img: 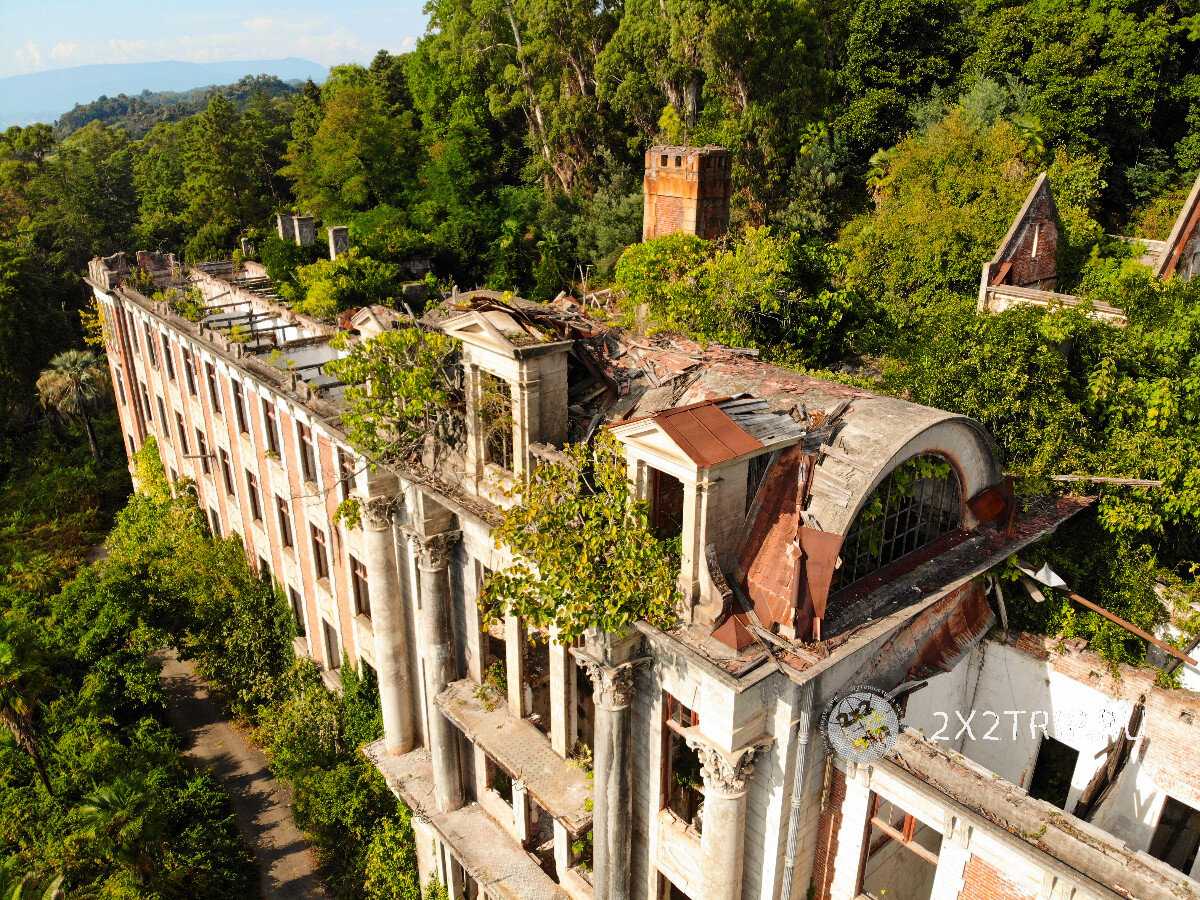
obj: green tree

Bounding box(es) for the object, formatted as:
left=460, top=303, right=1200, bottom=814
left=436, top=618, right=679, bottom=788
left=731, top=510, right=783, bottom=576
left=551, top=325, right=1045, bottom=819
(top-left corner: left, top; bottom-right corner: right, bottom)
left=183, top=95, right=255, bottom=242
left=478, top=431, right=677, bottom=642
left=0, top=615, right=53, bottom=795
left=74, top=779, right=168, bottom=882
left=36, top=350, right=109, bottom=463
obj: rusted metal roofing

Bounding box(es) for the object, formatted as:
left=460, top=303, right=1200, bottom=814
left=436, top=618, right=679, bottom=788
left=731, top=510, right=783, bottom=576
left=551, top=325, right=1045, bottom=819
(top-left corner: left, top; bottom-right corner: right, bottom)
left=651, top=398, right=764, bottom=467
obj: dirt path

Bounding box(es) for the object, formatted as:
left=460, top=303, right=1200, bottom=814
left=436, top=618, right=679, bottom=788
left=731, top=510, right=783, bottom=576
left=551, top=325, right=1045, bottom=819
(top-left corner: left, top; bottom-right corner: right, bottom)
left=156, top=649, right=330, bottom=900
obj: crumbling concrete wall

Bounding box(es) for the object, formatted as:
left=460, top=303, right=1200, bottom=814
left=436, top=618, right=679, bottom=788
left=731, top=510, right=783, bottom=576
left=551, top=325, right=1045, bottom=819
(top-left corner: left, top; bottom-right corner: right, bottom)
left=642, top=146, right=732, bottom=242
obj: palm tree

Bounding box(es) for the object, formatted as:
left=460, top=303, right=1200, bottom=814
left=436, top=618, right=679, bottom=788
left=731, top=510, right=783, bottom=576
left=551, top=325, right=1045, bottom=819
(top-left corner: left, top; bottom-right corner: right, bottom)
left=36, top=350, right=109, bottom=463
left=74, top=779, right=166, bottom=882
left=0, top=871, right=65, bottom=900
left=0, top=615, right=53, bottom=796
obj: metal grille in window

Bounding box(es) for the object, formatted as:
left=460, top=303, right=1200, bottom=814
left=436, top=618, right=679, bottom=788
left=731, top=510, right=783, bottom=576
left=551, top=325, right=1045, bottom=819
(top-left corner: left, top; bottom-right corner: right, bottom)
left=830, top=455, right=961, bottom=595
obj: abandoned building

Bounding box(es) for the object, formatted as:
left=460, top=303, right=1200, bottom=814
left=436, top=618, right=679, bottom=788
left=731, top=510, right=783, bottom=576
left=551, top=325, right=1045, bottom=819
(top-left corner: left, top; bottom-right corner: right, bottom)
left=85, top=151, right=1200, bottom=900
left=979, top=169, right=1200, bottom=322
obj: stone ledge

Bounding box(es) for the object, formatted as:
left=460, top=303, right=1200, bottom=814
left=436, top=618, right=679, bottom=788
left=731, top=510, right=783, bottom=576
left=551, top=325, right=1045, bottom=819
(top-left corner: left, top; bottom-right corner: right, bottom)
left=364, top=740, right=570, bottom=900
left=435, top=678, right=593, bottom=836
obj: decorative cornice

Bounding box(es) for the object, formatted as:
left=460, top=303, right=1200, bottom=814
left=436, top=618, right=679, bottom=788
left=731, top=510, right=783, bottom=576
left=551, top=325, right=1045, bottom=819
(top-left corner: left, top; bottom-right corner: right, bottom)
left=684, top=735, right=774, bottom=798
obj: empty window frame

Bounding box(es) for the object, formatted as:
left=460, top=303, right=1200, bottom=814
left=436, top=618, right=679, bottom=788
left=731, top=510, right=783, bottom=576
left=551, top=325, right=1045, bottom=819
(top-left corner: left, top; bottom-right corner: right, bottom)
left=205, top=363, right=222, bottom=415
left=140, top=384, right=152, bottom=422
left=219, top=448, right=234, bottom=496
left=297, top=422, right=318, bottom=483
left=276, top=496, right=294, bottom=548
left=322, top=618, right=340, bottom=669
left=337, top=447, right=354, bottom=502
left=262, top=399, right=280, bottom=455
left=143, top=323, right=157, bottom=367
left=208, top=506, right=221, bottom=536
left=1149, top=797, right=1200, bottom=874
left=830, top=454, right=962, bottom=596
left=176, top=413, right=189, bottom=455
left=195, top=429, right=211, bottom=475
left=156, top=396, right=170, bottom=440
left=661, top=693, right=703, bottom=828
left=650, top=467, right=685, bottom=541
left=114, top=368, right=126, bottom=406
left=287, top=585, right=306, bottom=636
left=746, top=452, right=771, bottom=514
left=311, top=524, right=329, bottom=580
left=478, top=371, right=514, bottom=471
left=232, top=380, right=249, bottom=434
left=245, top=470, right=262, bottom=521
left=1027, top=736, right=1079, bottom=809
left=350, top=555, right=370, bottom=617
left=858, top=794, right=942, bottom=900
left=161, top=334, right=175, bottom=381
left=258, top=555, right=271, bottom=582
left=182, top=349, right=198, bottom=396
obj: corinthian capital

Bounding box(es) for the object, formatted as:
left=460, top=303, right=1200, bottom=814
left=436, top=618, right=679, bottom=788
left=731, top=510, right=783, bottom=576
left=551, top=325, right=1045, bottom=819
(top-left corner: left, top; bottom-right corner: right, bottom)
left=575, top=651, right=649, bottom=710
left=362, top=497, right=397, bottom=532
left=684, top=737, right=772, bottom=798
left=411, top=530, right=461, bottom=571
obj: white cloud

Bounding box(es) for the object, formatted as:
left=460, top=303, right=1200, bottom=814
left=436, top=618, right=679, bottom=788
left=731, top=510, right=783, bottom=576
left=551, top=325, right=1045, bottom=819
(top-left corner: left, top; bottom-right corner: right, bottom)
left=400, top=35, right=416, bottom=51
left=14, top=42, right=43, bottom=71
left=50, top=42, right=76, bottom=62
left=242, top=17, right=277, bottom=33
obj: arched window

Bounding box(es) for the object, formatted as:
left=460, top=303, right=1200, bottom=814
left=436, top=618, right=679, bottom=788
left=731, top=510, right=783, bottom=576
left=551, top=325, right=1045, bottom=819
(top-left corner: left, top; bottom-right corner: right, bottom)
left=830, top=454, right=962, bottom=596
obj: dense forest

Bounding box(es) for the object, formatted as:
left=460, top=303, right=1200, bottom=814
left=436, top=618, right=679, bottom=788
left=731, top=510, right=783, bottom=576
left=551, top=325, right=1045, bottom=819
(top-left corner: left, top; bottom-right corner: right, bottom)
left=2, top=0, right=1200, bottom=892
left=53, top=75, right=304, bottom=140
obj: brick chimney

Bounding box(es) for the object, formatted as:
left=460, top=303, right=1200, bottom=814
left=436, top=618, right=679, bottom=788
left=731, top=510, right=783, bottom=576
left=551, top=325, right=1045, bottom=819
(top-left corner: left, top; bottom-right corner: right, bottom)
left=642, top=145, right=732, bottom=241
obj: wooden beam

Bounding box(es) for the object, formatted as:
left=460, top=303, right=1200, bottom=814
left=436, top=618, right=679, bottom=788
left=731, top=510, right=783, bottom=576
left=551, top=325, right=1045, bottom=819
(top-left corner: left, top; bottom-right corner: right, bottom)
left=1050, top=475, right=1162, bottom=487
left=1065, top=590, right=1196, bottom=666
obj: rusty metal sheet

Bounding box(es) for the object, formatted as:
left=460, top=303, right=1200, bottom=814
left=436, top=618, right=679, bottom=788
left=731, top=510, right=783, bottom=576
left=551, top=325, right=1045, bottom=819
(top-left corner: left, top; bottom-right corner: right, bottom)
left=908, top=581, right=994, bottom=680
left=712, top=612, right=756, bottom=651
left=968, top=477, right=1016, bottom=529
left=738, top=443, right=804, bottom=627
left=799, top=526, right=845, bottom=621
left=655, top=399, right=763, bottom=467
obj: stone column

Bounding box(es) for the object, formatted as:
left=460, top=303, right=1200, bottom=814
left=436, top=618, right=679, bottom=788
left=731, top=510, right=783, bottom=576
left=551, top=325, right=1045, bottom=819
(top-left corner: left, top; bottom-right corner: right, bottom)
left=686, top=738, right=771, bottom=900
left=414, top=530, right=464, bottom=812
left=363, top=498, right=413, bottom=754
left=576, top=637, right=646, bottom=900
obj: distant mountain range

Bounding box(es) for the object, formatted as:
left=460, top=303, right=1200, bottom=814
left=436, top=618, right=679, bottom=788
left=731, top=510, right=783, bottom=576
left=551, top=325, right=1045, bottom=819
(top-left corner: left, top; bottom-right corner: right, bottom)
left=0, top=58, right=327, bottom=127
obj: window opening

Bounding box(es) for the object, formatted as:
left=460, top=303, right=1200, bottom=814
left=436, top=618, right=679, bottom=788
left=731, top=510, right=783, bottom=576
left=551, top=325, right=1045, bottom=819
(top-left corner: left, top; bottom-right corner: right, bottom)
left=176, top=413, right=188, bottom=455
left=263, top=399, right=280, bottom=454
left=298, top=422, right=318, bottom=483
left=183, top=349, right=197, bottom=396
left=1027, top=735, right=1078, bottom=808
left=479, top=371, right=514, bottom=471
left=311, top=524, right=329, bottom=580
left=219, top=448, right=234, bottom=496
left=322, top=619, right=340, bottom=669
left=831, top=454, right=961, bottom=596
left=232, top=380, right=249, bottom=434
left=650, top=468, right=685, bottom=541
left=114, top=369, right=126, bottom=406
left=337, top=447, right=355, bottom=502
left=245, top=470, right=262, bottom=521
left=521, top=623, right=552, bottom=736
left=575, top=643, right=596, bottom=753
left=161, top=335, right=175, bottom=381
left=277, top=496, right=294, bottom=548
left=156, top=396, right=169, bottom=438
left=859, top=794, right=942, bottom=900
left=208, top=506, right=221, bottom=536
left=351, top=555, right=370, bottom=617
left=288, top=585, right=306, bottom=636
left=196, top=430, right=210, bottom=475
left=661, top=693, right=703, bottom=829
left=1149, top=797, right=1200, bottom=874
left=205, top=363, right=221, bottom=414
left=144, top=323, right=157, bottom=367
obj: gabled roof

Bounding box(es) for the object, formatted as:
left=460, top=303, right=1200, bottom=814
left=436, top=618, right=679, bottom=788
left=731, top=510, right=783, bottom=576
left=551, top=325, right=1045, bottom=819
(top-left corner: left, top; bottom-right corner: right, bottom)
left=615, top=398, right=764, bottom=467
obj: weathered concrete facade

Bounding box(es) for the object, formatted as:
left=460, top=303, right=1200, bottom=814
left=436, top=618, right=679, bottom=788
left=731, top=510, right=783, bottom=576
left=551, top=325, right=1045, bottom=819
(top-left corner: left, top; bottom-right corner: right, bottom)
left=642, top=145, right=732, bottom=241
left=87, top=153, right=1200, bottom=900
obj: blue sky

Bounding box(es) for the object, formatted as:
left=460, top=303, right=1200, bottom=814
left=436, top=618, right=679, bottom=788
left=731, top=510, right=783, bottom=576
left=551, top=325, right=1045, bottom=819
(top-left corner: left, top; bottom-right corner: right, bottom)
left=0, top=0, right=430, bottom=78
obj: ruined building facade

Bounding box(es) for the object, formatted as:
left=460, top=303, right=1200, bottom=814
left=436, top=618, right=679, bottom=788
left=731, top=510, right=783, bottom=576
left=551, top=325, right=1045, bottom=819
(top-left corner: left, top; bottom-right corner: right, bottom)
left=86, top=152, right=1200, bottom=900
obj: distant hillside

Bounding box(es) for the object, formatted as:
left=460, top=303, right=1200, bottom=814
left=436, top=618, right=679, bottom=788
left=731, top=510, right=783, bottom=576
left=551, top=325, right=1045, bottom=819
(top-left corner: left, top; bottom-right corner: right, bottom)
left=0, top=58, right=326, bottom=127
left=54, top=75, right=305, bottom=139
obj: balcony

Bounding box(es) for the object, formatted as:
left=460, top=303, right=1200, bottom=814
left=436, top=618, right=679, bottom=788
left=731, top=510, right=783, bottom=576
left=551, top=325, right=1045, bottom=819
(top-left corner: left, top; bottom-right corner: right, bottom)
left=364, top=741, right=570, bottom=900
left=435, top=679, right=593, bottom=837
